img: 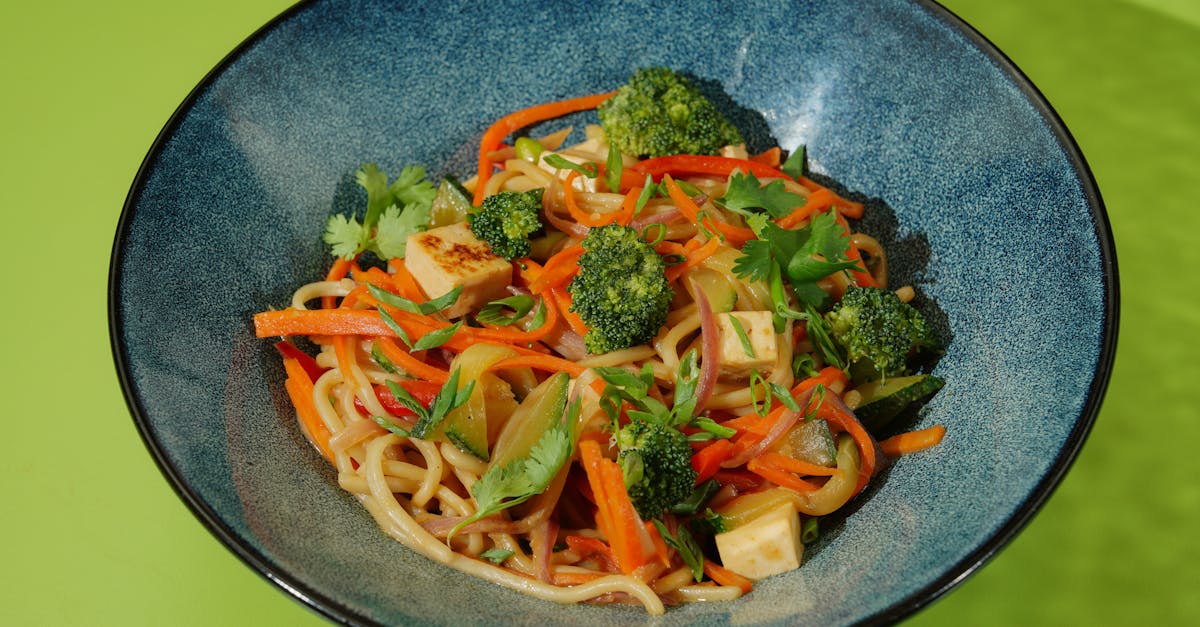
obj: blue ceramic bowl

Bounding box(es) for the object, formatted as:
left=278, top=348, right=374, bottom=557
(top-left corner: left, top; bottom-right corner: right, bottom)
left=110, top=0, right=1117, bottom=624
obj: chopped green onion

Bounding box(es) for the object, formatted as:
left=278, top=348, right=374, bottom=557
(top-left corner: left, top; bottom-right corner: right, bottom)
left=781, top=145, right=806, bottom=179
left=368, top=283, right=462, bottom=316
left=477, top=295, right=536, bottom=327
left=605, top=144, right=623, bottom=192
left=481, top=548, right=515, bottom=564
left=727, top=314, right=756, bottom=358
left=542, top=154, right=598, bottom=178
left=749, top=370, right=770, bottom=416
left=371, top=341, right=400, bottom=374
left=641, top=223, right=667, bottom=246
left=514, top=137, right=544, bottom=163
left=372, top=415, right=411, bottom=437
left=377, top=306, right=414, bottom=349
left=410, top=321, right=463, bottom=351
left=801, top=517, right=819, bottom=544
left=634, top=174, right=657, bottom=215
left=770, top=382, right=802, bottom=412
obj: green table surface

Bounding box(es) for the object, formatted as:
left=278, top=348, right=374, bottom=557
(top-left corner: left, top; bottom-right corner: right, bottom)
left=3, top=0, right=1196, bottom=624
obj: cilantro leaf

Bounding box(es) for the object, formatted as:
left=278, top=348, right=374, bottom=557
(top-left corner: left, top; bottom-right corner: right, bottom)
left=372, top=203, right=425, bottom=259
left=719, top=171, right=807, bottom=219
left=389, top=165, right=437, bottom=208
left=731, top=238, right=774, bottom=282
left=451, top=396, right=580, bottom=538
left=357, top=163, right=392, bottom=231
left=323, top=214, right=366, bottom=260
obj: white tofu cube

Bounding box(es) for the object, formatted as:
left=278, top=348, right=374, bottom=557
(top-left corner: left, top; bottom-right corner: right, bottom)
left=714, top=502, right=803, bottom=581
left=716, top=311, right=778, bottom=377
left=404, top=222, right=512, bottom=318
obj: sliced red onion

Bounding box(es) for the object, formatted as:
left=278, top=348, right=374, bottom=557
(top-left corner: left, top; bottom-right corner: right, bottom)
left=691, top=280, right=720, bottom=413
left=722, top=387, right=817, bottom=468
left=629, top=207, right=683, bottom=230
left=542, top=205, right=589, bottom=238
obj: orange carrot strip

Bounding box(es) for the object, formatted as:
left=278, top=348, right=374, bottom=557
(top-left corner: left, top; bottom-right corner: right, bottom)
left=332, top=335, right=362, bottom=392
left=845, top=243, right=878, bottom=288
left=564, top=535, right=619, bottom=573
left=374, top=337, right=451, bottom=384
left=880, top=425, right=946, bottom=457
left=579, top=439, right=615, bottom=540
left=614, top=186, right=640, bottom=226
left=746, top=457, right=822, bottom=492
left=255, top=308, right=395, bottom=338
left=749, top=146, right=782, bottom=167
left=814, top=396, right=877, bottom=497
left=322, top=257, right=354, bottom=309
left=529, top=244, right=584, bottom=294
left=691, top=438, right=735, bottom=484
left=791, top=366, right=848, bottom=397
left=562, top=170, right=612, bottom=227
left=474, top=91, right=617, bottom=204
left=776, top=188, right=834, bottom=229
left=662, top=174, right=755, bottom=246
left=665, top=236, right=722, bottom=283
left=389, top=259, right=426, bottom=302
left=796, top=176, right=864, bottom=219
left=756, top=451, right=838, bottom=476
left=282, top=358, right=333, bottom=461
left=550, top=287, right=588, bottom=337
left=702, top=560, right=753, bottom=594
left=487, top=355, right=586, bottom=378
left=599, top=459, right=650, bottom=575
left=645, top=520, right=671, bottom=567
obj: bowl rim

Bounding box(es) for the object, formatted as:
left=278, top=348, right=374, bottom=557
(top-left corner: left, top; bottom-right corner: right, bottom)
left=108, top=0, right=1119, bottom=624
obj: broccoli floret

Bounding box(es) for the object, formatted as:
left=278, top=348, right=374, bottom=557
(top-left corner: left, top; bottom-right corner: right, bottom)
left=616, top=418, right=698, bottom=519
left=598, top=67, right=744, bottom=158
left=568, top=224, right=673, bottom=354
left=825, top=285, right=939, bottom=383
left=467, top=189, right=544, bottom=260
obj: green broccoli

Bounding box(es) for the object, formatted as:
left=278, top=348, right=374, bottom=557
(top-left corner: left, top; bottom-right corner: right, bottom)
left=568, top=224, right=673, bottom=354
left=467, top=189, right=544, bottom=260
left=825, top=285, right=939, bottom=383
left=616, top=418, right=698, bottom=520
left=598, top=67, right=744, bottom=158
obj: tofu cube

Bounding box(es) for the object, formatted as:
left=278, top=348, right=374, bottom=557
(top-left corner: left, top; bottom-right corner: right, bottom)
left=716, top=311, right=778, bottom=377
left=404, top=222, right=512, bottom=318
left=714, top=503, right=804, bottom=580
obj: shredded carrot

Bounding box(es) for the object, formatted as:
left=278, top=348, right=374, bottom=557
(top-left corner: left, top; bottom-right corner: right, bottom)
left=645, top=520, right=671, bottom=567
left=282, top=357, right=333, bottom=461
left=564, top=535, right=619, bottom=573
left=746, top=457, right=822, bottom=492
left=755, top=451, right=838, bottom=477
left=796, top=176, right=864, bottom=219
left=389, top=259, right=427, bottom=302
left=562, top=170, right=612, bottom=227
left=691, top=438, right=735, bottom=484
left=814, top=395, right=877, bottom=497
left=702, top=559, right=753, bottom=594
left=880, top=425, right=946, bottom=457
left=845, top=243, right=878, bottom=288
left=614, top=185, right=640, bottom=226
left=599, top=459, right=651, bottom=574
left=549, top=287, right=588, bottom=337
left=665, top=235, right=722, bottom=282
left=474, top=91, right=616, bottom=204
left=776, top=188, right=834, bottom=229
left=662, top=175, right=755, bottom=246
left=322, top=257, right=354, bottom=309
left=487, top=355, right=586, bottom=378
left=579, top=440, right=615, bottom=539
left=749, top=146, right=782, bottom=167
left=529, top=244, right=584, bottom=294
left=374, top=337, right=451, bottom=384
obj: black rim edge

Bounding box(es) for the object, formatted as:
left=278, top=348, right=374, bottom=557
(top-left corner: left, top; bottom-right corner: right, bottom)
left=863, top=2, right=1121, bottom=625
left=107, top=2, right=1121, bottom=626
left=106, top=0, right=364, bottom=624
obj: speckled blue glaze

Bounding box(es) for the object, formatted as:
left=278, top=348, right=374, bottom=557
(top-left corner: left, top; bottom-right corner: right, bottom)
left=110, top=0, right=1116, bottom=624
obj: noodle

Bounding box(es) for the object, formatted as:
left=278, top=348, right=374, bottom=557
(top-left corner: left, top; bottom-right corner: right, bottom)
left=253, top=74, right=946, bottom=615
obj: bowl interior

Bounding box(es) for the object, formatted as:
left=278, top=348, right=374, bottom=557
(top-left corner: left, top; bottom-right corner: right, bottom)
left=112, top=0, right=1114, bottom=624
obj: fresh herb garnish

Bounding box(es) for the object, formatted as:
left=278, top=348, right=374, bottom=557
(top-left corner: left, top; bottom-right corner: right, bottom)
left=451, top=396, right=581, bottom=538
left=323, top=164, right=437, bottom=260
left=719, top=170, right=807, bottom=219
left=372, top=414, right=411, bottom=437
left=368, top=283, right=462, bottom=316
left=542, top=154, right=599, bottom=178
left=386, top=368, right=474, bottom=439
left=476, top=295, right=536, bottom=327
left=727, top=315, right=756, bottom=358
left=605, top=144, right=623, bottom=192
left=480, top=548, right=515, bottom=565
left=652, top=520, right=705, bottom=582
